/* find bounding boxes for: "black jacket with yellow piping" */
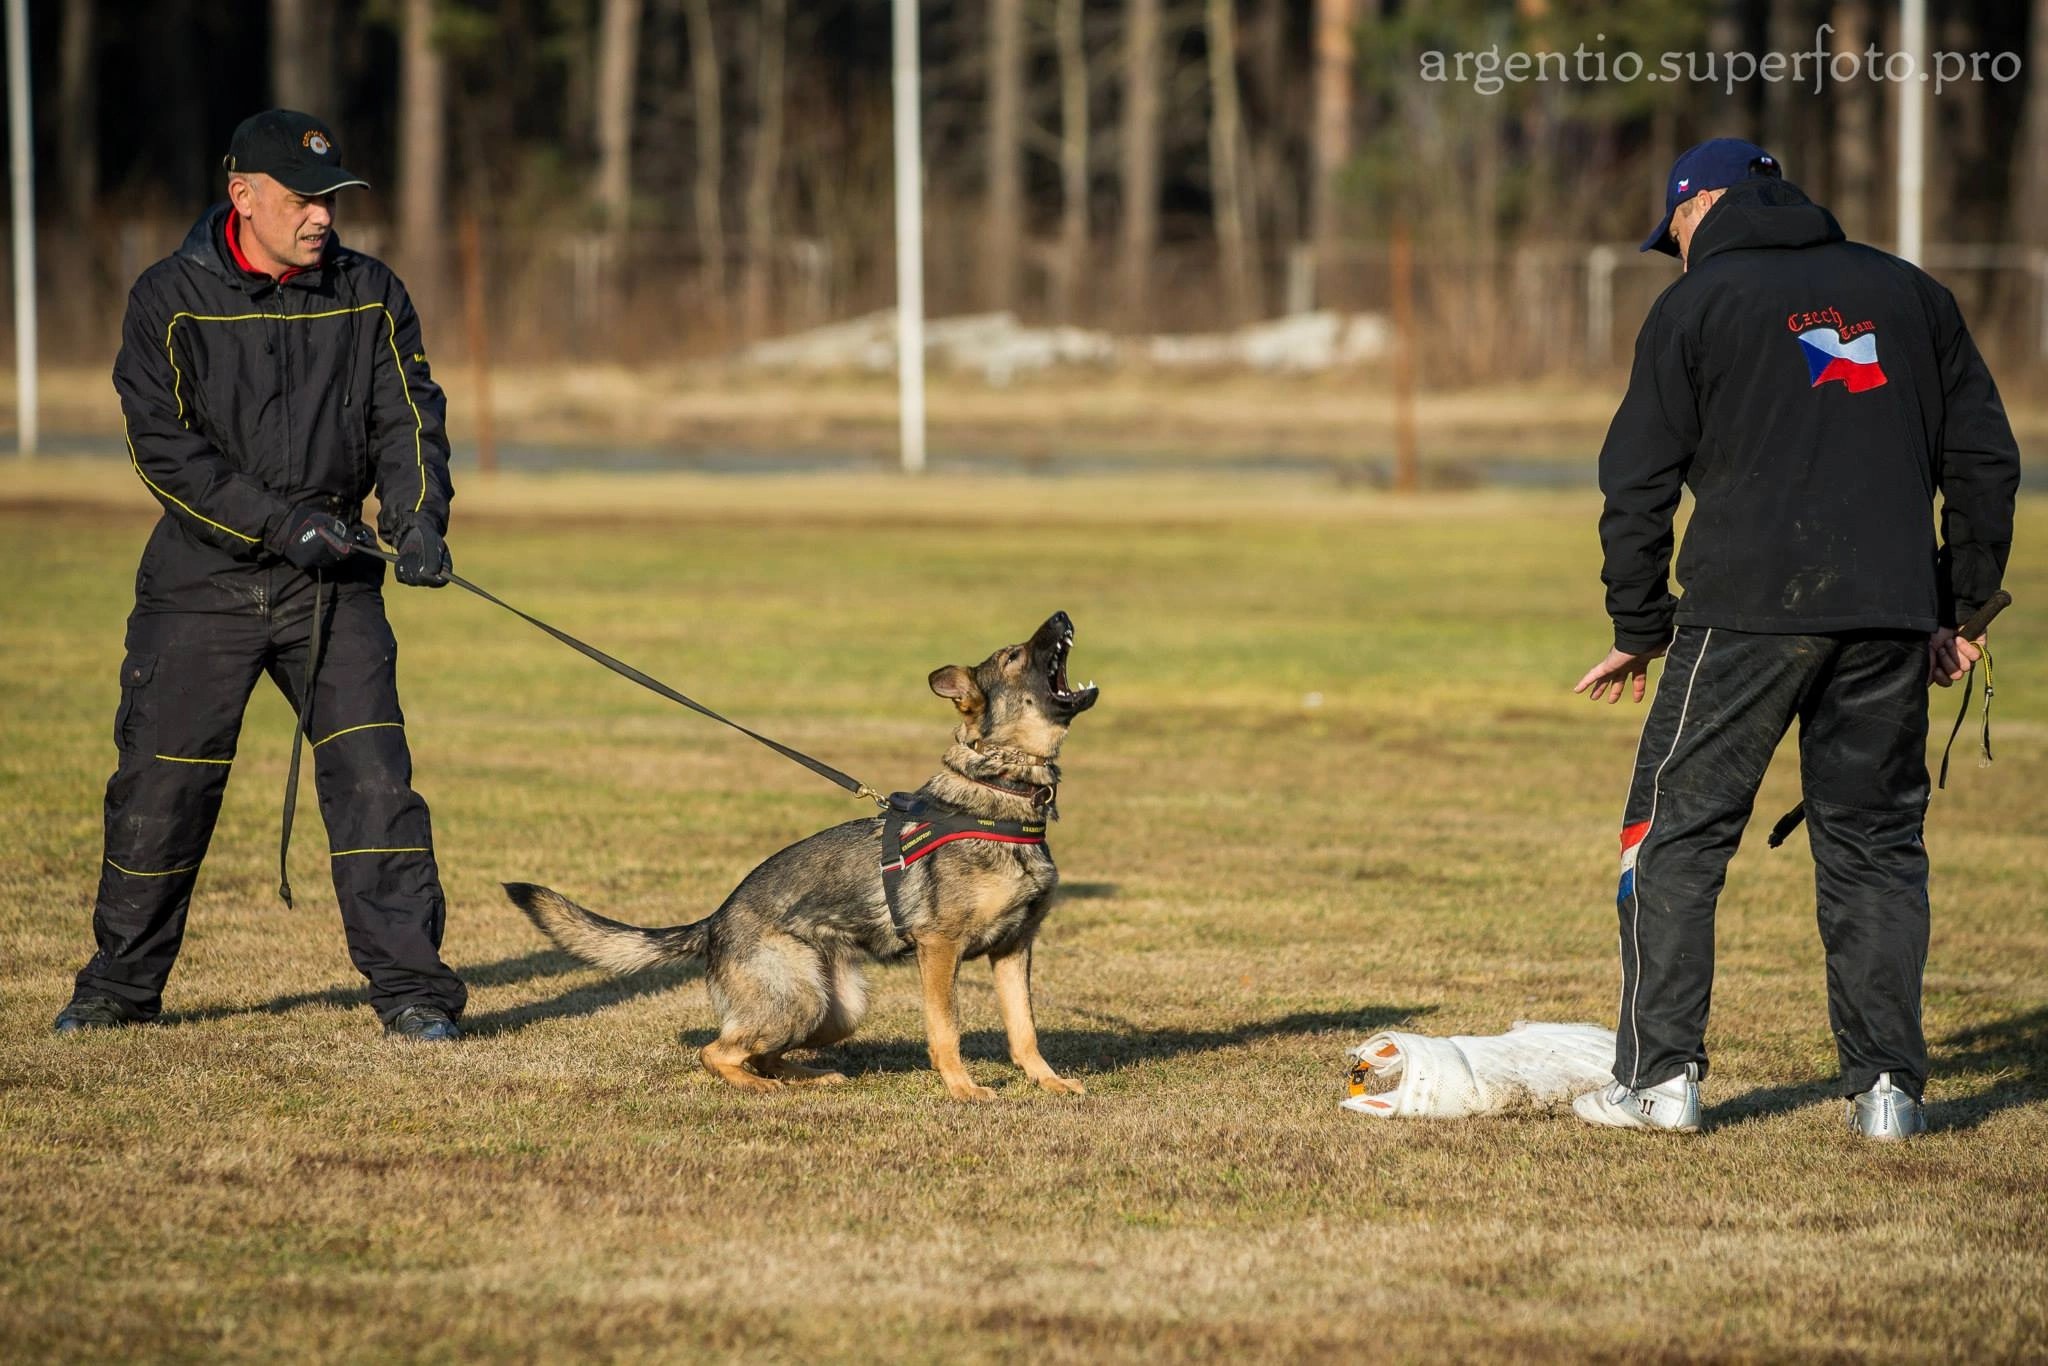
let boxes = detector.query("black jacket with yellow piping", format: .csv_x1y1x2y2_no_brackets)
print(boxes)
113,203,452,615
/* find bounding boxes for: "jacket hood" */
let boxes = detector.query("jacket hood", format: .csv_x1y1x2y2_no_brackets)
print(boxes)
176,202,352,289
1688,177,1845,267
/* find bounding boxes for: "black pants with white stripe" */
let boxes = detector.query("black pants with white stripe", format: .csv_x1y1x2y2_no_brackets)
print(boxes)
71,584,467,1023
1613,626,1931,1100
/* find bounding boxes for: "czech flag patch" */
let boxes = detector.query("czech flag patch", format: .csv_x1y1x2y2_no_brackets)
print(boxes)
1796,327,1888,393
1618,820,1651,904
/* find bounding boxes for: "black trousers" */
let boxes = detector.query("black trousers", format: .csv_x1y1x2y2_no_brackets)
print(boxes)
1613,626,1931,1099
73,584,467,1022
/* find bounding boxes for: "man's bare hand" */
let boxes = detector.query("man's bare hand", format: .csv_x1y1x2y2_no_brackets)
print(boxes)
1574,645,1666,705
1928,627,1985,687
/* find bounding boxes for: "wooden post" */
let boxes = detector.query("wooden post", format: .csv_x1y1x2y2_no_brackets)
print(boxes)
458,211,496,477
1390,221,1418,492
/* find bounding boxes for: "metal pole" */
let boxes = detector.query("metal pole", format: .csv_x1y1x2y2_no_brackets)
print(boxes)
6,0,35,458
1896,0,1925,265
891,0,926,474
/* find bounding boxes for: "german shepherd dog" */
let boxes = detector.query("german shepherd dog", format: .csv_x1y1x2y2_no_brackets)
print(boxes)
505,612,1099,1100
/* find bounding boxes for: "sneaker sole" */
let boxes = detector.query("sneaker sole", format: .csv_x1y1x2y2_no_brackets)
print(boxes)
1573,1094,1700,1134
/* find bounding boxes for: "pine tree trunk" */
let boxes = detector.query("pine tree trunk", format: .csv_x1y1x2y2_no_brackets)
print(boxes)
743,0,787,340
1206,0,1253,324
1830,1,1876,238
1764,0,1809,186
270,0,330,114
1120,0,1161,327
684,0,726,302
1932,9,1984,247
58,0,96,223
2008,0,2048,245
398,0,446,302
594,0,644,234
986,0,1024,312
1055,0,1089,322
1310,0,1355,308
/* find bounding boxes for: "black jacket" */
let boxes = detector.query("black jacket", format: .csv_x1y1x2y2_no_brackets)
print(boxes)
1598,177,2021,652
113,204,452,614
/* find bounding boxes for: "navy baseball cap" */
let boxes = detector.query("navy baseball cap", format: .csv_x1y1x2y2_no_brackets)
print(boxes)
1642,138,1780,256
222,110,369,196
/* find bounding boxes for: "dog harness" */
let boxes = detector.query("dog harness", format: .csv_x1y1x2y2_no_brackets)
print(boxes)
878,791,1048,936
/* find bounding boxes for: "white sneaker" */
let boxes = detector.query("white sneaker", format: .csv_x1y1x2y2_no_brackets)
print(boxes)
1573,1064,1702,1133
1847,1072,1926,1141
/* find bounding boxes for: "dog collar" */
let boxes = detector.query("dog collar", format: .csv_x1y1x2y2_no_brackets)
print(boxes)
961,771,1058,809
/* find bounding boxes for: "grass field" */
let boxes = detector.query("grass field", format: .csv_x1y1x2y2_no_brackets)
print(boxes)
3,462,2045,1362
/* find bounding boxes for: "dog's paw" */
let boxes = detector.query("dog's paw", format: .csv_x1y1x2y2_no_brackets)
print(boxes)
945,1080,998,1103
1035,1074,1086,1096
773,1066,849,1086
724,1072,785,1093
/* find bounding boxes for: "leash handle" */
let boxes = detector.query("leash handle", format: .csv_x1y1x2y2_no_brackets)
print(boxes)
354,544,887,807
1957,591,2012,642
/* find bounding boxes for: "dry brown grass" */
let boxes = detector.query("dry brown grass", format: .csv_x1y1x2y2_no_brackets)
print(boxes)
2,462,2044,1362
17,362,2048,466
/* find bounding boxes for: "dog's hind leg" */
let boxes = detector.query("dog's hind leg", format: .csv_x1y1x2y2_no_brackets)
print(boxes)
699,933,834,1093
756,1056,848,1085
991,939,1084,1095
700,1033,785,1092
760,954,865,1085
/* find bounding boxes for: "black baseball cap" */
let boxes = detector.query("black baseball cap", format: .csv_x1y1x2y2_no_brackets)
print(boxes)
222,110,370,196
1642,138,1780,256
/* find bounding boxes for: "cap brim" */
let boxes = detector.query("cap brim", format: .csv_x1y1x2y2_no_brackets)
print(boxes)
273,166,371,196
1640,212,1678,256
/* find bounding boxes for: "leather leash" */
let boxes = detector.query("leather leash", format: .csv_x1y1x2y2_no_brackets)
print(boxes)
351,543,886,807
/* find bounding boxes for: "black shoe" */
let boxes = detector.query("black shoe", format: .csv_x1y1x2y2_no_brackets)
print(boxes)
383,1004,462,1042
52,996,132,1034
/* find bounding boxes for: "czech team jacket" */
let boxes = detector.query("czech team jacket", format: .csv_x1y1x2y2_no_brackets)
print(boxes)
1598,176,2022,653
111,203,453,614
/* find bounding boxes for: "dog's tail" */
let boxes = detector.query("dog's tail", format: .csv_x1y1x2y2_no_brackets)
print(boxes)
503,882,710,974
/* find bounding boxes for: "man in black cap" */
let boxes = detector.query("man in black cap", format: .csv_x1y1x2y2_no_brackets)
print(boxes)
1569,138,2020,1138
53,110,468,1041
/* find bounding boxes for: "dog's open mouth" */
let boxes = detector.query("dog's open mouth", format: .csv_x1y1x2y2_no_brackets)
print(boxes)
1043,616,1099,713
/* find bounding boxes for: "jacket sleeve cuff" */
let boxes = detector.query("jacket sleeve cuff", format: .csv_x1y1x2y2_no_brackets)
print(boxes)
1613,626,1674,656
378,509,447,546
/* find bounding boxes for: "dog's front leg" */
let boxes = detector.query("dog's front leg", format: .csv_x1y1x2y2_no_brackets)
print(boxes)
915,936,994,1102
991,943,1084,1095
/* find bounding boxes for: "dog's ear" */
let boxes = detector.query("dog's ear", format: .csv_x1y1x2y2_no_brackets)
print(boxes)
928,665,984,717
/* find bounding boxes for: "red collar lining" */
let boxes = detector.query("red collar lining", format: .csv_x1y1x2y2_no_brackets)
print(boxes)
225,213,311,284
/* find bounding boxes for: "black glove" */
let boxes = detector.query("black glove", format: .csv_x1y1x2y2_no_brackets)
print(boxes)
273,505,355,572
395,520,454,588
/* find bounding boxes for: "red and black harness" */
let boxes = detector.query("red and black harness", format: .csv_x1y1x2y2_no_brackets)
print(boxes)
878,786,1050,936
